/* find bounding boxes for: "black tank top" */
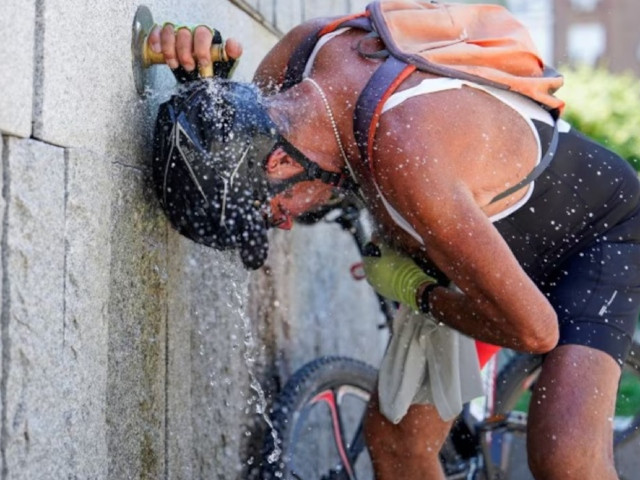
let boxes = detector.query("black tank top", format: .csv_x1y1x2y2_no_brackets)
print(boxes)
495,125,640,283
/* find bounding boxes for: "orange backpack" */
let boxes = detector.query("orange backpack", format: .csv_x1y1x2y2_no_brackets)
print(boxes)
282,1,561,194
368,1,563,111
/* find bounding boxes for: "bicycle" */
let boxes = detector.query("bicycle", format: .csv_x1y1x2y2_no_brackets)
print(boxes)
260,202,640,480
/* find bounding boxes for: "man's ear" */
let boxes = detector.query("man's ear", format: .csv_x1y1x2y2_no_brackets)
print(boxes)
265,147,305,179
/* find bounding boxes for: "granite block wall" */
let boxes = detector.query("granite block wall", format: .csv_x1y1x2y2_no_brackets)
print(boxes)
0,1,385,478
0,1,35,138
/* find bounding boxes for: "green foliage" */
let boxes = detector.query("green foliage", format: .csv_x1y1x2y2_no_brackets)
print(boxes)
557,65,640,171
510,370,640,417
616,370,640,417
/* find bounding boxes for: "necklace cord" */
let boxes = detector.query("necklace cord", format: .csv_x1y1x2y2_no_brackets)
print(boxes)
305,77,357,182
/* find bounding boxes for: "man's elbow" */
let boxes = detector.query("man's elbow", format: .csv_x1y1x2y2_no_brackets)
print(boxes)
517,309,559,354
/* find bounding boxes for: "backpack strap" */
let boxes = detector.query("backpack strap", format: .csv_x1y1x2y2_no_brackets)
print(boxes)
354,57,560,201
353,56,415,172
489,119,559,204
282,12,371,90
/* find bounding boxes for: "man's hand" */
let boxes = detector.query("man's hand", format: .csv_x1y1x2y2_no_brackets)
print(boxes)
147,24,243,81
362,243,436,311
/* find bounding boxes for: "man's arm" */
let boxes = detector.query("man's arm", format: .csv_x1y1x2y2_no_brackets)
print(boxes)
372,90,558,354
253,17,338,94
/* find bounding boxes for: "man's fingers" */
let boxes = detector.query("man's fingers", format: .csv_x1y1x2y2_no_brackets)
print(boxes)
225,38,243,60
175,27,196,72
154,24,237,74
193,26,214,68
148,25,162,53
160,24,179,69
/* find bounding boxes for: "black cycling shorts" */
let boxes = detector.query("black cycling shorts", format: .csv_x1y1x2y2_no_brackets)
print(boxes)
546,229,640,366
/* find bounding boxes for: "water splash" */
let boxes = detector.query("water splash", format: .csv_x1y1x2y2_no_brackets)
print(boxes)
228,278,282,465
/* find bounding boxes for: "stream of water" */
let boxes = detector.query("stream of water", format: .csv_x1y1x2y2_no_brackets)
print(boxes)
229,279,282,466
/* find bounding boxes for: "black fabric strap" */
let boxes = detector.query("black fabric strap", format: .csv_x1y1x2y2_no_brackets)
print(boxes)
282,31,322,90
353,55,409,165
282,16,373,91
489,119,559,204
418,282,440,314
352,55,558,203
274,137,355,192
342,16,374,31
278,17,375,192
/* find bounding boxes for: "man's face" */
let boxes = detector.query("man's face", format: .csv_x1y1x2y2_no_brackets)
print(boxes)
265,148,334,229
267,179,334,230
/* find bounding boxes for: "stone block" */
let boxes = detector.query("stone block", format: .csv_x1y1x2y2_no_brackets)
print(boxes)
164,233,194,480
106,161,168,479
0,0,36,137
33,0,278,161
274,0,369,38
303,0,351,21
350,0,372,13
274,0,304,35
0,136,3,305
257,0,276,26
162,236,271,480
2,138,67,479
63,148,114,478
270,223,387,377
158,221,277,478
175,239,265,479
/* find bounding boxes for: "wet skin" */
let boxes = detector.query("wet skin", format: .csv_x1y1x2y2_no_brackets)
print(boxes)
151,23,622,480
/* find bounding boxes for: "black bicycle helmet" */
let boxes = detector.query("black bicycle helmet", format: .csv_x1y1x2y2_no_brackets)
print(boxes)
153,80,279,269
153,79,354,269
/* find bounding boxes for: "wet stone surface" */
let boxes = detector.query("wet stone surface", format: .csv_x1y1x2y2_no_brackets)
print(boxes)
0,1,35,137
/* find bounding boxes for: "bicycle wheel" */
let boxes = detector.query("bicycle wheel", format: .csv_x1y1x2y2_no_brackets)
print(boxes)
261,356,377,480
494,341,640,479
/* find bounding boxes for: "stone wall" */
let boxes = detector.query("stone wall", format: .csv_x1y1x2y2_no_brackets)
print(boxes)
0,1,385,478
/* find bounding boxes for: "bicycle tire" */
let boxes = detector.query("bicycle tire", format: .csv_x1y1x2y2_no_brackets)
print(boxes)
260,356,378,480
494,341,640,479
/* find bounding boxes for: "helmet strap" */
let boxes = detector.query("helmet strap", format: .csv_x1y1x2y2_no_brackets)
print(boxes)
269,136,356,195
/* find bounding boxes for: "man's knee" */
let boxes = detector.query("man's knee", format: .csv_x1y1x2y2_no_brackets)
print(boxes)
527,432,578,478
364,403,422,459
526,345,620,479
527,432,615,479
364,397,447,460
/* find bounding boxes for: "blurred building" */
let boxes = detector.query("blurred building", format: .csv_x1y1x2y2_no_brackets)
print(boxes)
506,0,554,63
238,0,640,75
552,0,640,74
508,0,640,74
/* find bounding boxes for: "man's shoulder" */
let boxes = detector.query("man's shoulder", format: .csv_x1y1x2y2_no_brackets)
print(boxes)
372,83,539,199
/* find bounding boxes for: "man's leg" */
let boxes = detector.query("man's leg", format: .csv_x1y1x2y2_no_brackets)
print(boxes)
527,344,621,480
364,391,454,480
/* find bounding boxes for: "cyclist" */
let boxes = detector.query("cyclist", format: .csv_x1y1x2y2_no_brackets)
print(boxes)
150,3,640,479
